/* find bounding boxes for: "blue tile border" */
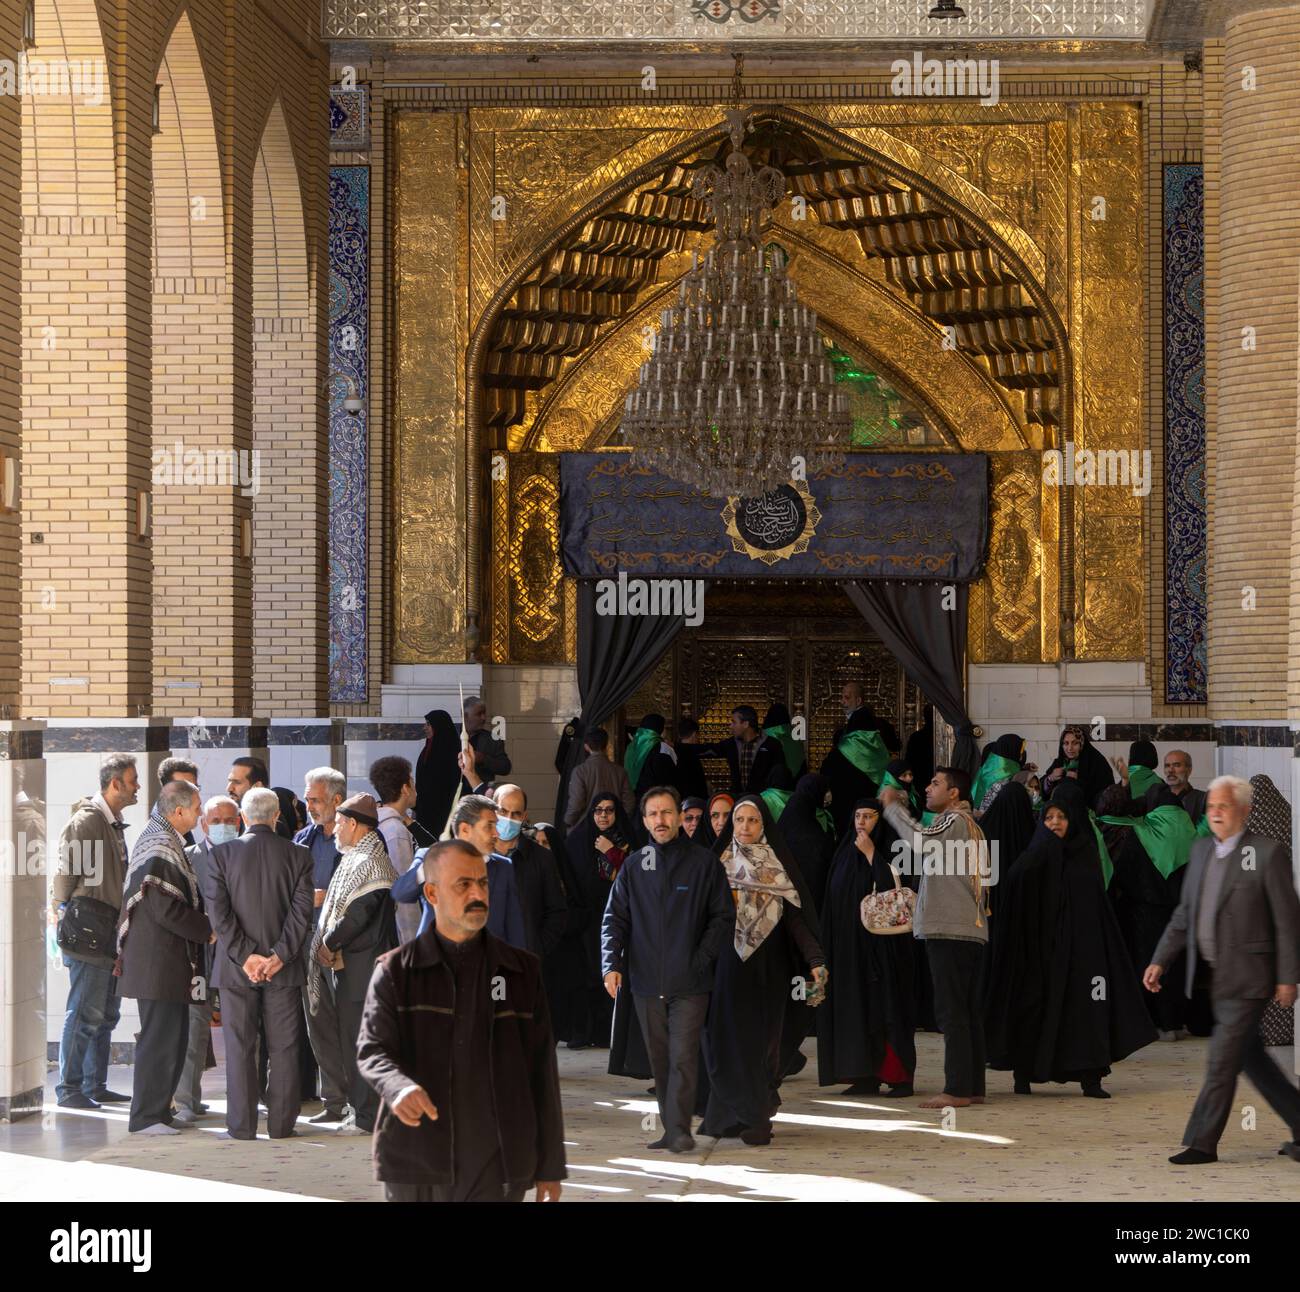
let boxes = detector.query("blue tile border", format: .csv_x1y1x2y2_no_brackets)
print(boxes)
1163,164,1207,703
329,165,370,703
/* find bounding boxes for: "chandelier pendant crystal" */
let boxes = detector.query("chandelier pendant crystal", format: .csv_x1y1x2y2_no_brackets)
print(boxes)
622,110,852,498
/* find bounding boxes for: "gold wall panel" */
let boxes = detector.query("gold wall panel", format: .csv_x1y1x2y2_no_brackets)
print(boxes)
393,111,467,663
1071,102,1144,660
968,451,1059,664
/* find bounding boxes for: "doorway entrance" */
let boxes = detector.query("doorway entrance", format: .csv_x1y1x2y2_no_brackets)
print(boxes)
617,580,926,770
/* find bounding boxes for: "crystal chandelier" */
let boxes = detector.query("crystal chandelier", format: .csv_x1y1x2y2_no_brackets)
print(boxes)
622,110,852,498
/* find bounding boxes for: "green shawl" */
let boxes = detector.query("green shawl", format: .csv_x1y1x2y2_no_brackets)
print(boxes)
624,726,658,791
763,723,805,778
882,769,922,818
971,752,1021,813
1126,764,1161,800
760,787,792,822
1097,802,1196,880
837,729,889,788
1088,812,1114,889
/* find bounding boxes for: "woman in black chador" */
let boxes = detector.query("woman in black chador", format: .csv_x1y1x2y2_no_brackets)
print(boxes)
1041,724,1115,811
817,798,916,1097
985,781,1156,1097
777,773,836,914
700,795,826,1145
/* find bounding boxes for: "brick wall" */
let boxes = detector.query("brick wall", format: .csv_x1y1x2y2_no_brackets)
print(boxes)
0,0,21,710
1209,10,1300,718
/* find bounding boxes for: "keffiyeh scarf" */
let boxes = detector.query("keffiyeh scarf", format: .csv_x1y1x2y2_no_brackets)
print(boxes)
117,808,200,957
308,829,396,1012
721,835,802,961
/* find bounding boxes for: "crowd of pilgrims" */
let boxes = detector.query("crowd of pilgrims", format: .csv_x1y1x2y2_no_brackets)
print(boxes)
412,689,1284,1146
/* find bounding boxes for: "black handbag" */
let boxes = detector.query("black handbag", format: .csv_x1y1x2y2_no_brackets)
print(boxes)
1260,999,1295,1047
56,895,119,958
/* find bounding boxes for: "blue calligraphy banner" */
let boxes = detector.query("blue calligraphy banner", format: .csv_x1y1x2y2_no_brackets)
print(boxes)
559,453,989,581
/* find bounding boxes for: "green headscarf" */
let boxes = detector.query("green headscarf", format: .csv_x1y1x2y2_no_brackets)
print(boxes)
1193,814,1212,838
760,787,792,822
1126,764,1161,800
837,728,889,788
881,769,921,818
763,723,805,779
970,753,1021,811
623,725,659,791
1097,802,1196,880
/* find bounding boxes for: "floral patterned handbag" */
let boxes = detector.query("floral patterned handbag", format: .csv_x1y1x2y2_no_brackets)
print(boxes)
860,865,916,936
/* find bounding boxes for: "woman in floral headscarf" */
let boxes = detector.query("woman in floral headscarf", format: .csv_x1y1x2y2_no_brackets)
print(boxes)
700,795,826,1145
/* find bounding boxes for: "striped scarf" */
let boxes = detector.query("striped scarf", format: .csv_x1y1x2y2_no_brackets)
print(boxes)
308,829,396,1012
117,808,200,958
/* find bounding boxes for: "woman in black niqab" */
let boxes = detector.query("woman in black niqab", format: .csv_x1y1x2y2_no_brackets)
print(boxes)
700,795,825,1145
816,799,916,1096
985,780,1156,1096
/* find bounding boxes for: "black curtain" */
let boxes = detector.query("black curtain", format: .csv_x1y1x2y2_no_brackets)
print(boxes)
553,582,686,825
843,580,979,778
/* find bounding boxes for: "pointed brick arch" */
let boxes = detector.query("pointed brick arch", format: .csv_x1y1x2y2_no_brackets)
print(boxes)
151,8,223,281
251,97,326,715
151,6,246,715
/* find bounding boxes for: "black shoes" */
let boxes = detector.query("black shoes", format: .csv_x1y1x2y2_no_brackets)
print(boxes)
1278,1141,1300,1162
648,1133,697,1152
57,1093,99,1110
882,1083,914,1098
1169,1148,1217,1165
1081,1082,1111,1099
89,1088,130,1103
841,1081,881,1097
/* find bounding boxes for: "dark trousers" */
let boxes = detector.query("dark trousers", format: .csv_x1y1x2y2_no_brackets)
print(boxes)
634,993,710,1141
1183,995,1300,1154
304,982,349,1114
926,938,987,1098
173,998,213,1112
129,998,190,1131
223,982,304,1138
322,972,379,1130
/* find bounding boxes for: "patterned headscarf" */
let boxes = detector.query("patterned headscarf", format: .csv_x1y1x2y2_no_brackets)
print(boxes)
720,830,802,961
1247,774,1291,859
308,827,396,1012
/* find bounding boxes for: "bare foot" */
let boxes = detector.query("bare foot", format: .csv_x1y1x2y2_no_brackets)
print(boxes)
920,1093,971,1109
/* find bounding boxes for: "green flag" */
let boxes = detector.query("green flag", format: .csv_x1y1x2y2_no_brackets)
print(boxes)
623,726,658,791
1097,803,1196,880
970,752,1021,811
837,729,889,788
763,723,805,778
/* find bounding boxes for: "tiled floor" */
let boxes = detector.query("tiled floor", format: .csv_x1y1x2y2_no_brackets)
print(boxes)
3,1032,1298,1202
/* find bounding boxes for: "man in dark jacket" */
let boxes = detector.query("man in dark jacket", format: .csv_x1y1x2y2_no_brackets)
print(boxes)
208,788,315,1139
601,785,733,1153
492,784,567,962
357,838,566,1202
117,781,214,1135
704,706,784,796
461,695,512,792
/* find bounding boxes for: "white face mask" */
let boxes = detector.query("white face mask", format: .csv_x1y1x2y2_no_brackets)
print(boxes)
207,822,239,845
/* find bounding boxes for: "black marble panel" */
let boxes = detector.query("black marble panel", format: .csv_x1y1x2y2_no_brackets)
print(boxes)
44,726,173,754
266,724,337,745
0,1086,42,1122
344,722,426,742
173,725,270,750
0,729,44,760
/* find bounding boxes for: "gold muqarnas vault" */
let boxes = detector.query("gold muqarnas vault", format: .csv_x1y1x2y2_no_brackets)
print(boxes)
389,100,1143,668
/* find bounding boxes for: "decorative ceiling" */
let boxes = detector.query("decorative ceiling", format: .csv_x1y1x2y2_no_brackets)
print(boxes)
322,1,1148,42
479,112,1062,439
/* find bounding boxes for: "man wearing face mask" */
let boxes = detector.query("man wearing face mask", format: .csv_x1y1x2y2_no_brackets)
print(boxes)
491,784,567,964
171,794,241,1122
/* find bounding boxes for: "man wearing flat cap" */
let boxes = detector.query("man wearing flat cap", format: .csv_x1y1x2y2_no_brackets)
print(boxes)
308,792,397,1135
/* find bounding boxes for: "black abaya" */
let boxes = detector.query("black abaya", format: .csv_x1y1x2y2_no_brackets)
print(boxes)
985,782,1156,1086
414,709,461,835
700,796,824,1140
1041,728,1114,812
820,710,883,840
816,808,916,1088
778,774,836,914
977,780,1037,923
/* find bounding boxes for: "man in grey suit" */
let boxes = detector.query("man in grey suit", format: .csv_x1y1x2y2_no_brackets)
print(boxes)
208,787,315,1139
1146,774,1300,1164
